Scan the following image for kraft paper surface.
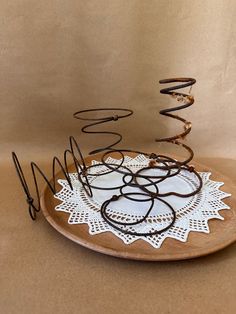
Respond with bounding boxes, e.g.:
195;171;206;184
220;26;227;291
1;1;236;313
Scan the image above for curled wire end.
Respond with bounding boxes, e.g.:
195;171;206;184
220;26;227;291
11;136;93;220
111;195;119;201
73;108;133;155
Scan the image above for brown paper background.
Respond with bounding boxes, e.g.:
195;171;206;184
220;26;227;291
1;1;236;313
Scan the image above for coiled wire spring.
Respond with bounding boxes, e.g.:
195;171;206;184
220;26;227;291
12;77;202;236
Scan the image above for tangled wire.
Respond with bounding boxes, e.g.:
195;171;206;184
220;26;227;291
12;77;202;236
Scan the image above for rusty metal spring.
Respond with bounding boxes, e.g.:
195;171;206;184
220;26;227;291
12;77;203;237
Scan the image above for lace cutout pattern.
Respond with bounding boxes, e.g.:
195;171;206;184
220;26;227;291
54;155;231;248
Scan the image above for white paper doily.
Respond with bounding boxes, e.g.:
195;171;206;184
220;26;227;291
54;154;231;249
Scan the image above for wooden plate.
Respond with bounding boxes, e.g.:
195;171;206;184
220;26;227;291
40;153;236;261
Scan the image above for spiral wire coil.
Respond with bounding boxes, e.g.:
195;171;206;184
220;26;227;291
12;77;202;236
